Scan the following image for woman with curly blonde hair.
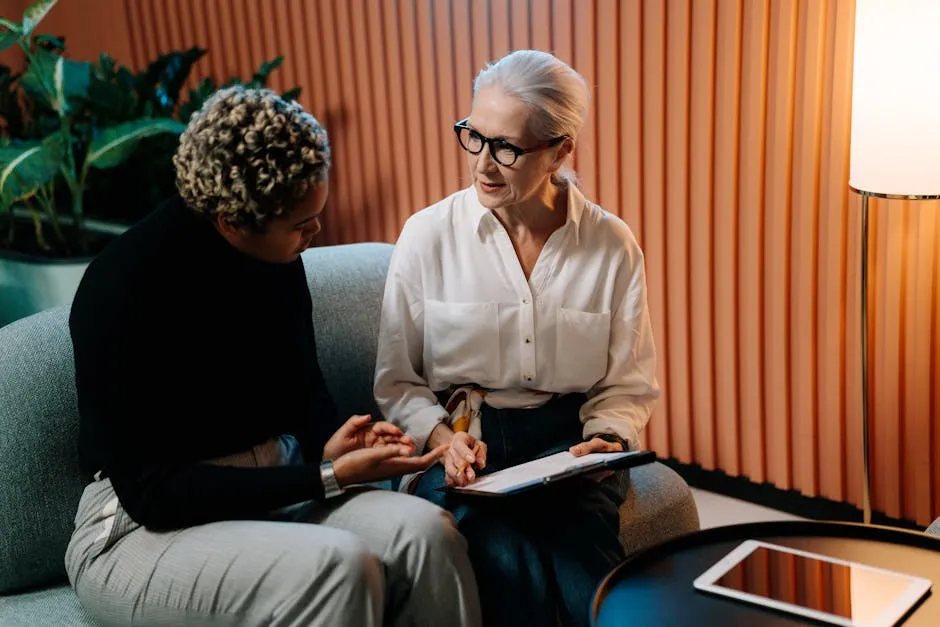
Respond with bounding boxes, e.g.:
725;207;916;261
65;86;481;627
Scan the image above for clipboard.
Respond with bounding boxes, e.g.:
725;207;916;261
446;449;656;497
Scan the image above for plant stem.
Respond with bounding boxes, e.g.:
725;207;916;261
29;204;47;251
37;181;64;246
72;184;85;253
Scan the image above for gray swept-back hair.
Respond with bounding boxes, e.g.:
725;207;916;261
173;86;331;231
473;49;589;187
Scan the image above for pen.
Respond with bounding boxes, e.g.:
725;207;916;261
458;442;482;481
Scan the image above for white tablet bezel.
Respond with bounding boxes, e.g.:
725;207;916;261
692;539;932;627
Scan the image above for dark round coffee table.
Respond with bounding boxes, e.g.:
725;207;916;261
592;520;940;626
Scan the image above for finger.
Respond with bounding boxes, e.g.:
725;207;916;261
378;433;415;447
569;441;598;457
368;444;415;461
377;433;412;448
371;421;402;437
444;453;471;486
474;441;488;469
444;456;462;483
451;433;476;465
378;440;416;455
421;444;449;463
340;414;372;436
449;446;469;474
390;446;449;473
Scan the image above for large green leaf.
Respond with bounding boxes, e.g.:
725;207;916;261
21;47;89;111
86;118;185;170
21;0;57;36
0;134;65;208
0;29;17;54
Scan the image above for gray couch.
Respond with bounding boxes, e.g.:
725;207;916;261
0;242;701;625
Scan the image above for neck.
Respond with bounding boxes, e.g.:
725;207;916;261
493;179;568;236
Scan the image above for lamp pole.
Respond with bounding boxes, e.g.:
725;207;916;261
848;0;940;524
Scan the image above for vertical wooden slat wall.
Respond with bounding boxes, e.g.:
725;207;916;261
94;0;940;526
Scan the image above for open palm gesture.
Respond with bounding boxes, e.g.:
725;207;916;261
323;414;415;461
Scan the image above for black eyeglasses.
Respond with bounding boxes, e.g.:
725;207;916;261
453;118;567;167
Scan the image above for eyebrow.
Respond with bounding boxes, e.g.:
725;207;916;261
466;122;521;145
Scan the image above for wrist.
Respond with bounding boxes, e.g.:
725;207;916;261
593;433;629;451
320;459;346;497
426;421;455;451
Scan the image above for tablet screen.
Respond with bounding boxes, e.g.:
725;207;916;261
694;540;932;627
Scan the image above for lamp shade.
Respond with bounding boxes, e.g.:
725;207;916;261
849;0;940;196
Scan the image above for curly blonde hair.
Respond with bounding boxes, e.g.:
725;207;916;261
173;86;331;231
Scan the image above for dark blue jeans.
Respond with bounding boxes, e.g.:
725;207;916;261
413;393;627;627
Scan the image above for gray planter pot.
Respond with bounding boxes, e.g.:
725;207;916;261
0;218;128;328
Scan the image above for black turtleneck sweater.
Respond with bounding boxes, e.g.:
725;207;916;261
69;198;339;530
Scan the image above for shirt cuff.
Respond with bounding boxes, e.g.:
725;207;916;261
583;417;640;451
406;404;450;455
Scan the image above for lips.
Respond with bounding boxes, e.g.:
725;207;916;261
478;180;505;192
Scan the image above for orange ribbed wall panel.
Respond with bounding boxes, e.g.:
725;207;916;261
24;0;940;526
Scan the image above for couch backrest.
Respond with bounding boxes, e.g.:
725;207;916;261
0;242;393;594
301;243;393;420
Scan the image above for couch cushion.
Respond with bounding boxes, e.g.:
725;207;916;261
0;584;95;626
301;242;393;421
0;305;85;594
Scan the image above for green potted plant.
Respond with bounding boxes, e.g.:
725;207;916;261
0;0;299;327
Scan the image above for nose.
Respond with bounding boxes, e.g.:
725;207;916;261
305;218;322;237
474;146;497;173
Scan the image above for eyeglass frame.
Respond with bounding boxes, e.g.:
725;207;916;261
453;118;568;167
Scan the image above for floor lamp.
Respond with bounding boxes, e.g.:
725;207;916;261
848;0;940;525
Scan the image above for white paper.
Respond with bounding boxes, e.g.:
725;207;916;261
452;450;639;495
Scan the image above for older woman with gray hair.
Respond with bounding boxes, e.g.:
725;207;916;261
65;86;481;627
374;50;660;626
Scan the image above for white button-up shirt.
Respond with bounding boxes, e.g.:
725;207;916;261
373;184;660;454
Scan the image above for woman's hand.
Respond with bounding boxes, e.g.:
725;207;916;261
443;431;487;487
332;444;447;487
323;414;415;461
570;437;624;482
569;437;624;456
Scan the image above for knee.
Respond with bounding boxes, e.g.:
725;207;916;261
395;497;467;555
321;535;385;590
459;512;539;571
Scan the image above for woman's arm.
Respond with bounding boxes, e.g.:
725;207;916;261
579;245;661;449
70;285;329;531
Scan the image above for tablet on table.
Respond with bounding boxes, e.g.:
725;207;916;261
693;539;933;627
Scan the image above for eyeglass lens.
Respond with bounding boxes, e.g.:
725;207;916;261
457;127;519;166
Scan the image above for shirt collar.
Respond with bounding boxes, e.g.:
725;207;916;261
470;183;587;244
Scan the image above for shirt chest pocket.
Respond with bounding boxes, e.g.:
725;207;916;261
424;299;501;386
554;308;611;390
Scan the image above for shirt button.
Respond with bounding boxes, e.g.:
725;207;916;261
525;338;531;344
525;376;533;381
522;297;530;304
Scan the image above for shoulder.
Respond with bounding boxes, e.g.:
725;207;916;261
74;200;186;313
578;197;644;265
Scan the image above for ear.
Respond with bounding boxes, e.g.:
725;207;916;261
547;138;574;173
215;212;239;235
